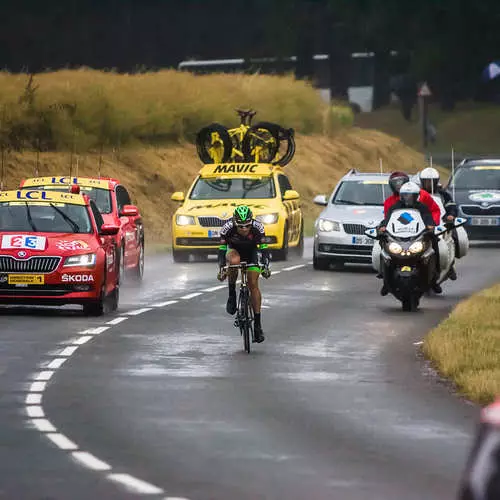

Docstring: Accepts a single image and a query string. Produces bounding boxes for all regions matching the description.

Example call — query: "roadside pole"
[418,81,432,150]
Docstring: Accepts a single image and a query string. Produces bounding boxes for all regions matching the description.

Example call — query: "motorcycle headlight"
[63,253,97,267]
[176,214,195,226]
[318,219,340,232]
[256,213,279,225]
[388,242,403,255]
[409,241,424,254]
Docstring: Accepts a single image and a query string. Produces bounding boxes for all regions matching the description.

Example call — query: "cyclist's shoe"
[226,294,237,315]
[380,284,389,296]
[432,283,443,294]
[253,324,265,343]
[449,265,457,281]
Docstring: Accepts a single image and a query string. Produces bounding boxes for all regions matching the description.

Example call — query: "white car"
[313,170,389,270]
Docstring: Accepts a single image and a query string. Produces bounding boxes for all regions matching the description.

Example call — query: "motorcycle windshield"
[386,209,426,239]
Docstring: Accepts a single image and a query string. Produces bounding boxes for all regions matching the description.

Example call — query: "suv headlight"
[63,253,97,267]
[176,214,195,226]
[318,219,340,232]
[256,213,279,225]
[388,242,403,255]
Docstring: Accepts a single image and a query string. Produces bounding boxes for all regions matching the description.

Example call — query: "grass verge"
[423,284,500,405]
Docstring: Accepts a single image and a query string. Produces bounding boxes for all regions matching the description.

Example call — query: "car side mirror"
[283,189,299,201]
[120,204,139,217]
[100,223,120,236]
[171,191,185,202]
[313,194,328,206]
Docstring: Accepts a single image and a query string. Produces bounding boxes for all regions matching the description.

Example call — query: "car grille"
[319,244,372,256]
[461,205,500,216]
[342,223,367,235]
[198,216,230,227]
[0,256,61,273]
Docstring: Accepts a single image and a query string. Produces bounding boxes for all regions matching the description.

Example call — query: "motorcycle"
[365,208,467,311]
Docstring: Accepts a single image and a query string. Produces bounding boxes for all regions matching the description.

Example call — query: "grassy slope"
[4,129,424,243]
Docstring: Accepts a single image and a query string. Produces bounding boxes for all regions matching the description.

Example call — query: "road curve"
[0,241,498,499]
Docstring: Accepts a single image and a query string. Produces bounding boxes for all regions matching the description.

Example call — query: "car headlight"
[63,253,97,267]
[256,213,279,225]
[409,241,424,254]
[388,242,403,255]
[318,219,340,232]
[176,214,195,226]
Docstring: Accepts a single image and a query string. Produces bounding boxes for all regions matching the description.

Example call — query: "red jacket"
[383,189,441,225]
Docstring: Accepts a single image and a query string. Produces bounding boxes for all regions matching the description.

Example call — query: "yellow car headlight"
[176,214,195,226]
[256,213,279,225]
[318,219,340,232]
[409,241,424,254]
[388,242,403,254]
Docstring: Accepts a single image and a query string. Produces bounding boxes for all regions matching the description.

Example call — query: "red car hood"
[0,232,99,257]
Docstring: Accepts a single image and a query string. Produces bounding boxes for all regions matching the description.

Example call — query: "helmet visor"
[401,193,418,207]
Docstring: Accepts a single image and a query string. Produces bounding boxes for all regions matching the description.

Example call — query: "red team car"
[19,176,145,282]
[0,189,120,315]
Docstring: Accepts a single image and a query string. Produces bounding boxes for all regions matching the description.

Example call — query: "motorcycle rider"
[378,181,436,296]
[419,166,458,280]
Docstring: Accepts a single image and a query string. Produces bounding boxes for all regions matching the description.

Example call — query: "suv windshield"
[22,185,113,214]
[0,202,92,233]
[332,180,388,206]
[190,177,276,200]
[450,166,500,190]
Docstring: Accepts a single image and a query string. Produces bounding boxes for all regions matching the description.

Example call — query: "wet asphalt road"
[1,240,499,500]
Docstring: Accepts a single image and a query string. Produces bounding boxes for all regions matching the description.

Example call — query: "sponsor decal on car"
[1,234,46,250]
[61,274,95,282]
[56,240,90,251]
[468,191,500,203]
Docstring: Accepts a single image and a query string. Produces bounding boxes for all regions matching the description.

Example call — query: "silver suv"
[313,170,389,270]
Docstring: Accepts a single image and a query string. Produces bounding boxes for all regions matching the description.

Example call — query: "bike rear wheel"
[238,289,252,353]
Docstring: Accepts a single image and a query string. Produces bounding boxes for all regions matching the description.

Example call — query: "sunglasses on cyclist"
[236,223,252,229]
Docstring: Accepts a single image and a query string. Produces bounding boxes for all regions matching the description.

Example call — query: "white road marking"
[151,300,178,307]
[47,358,67,370]
[46,433,78,450]
[80,326,111,334]
[26,405,44,418]
[282,264,305,271]
[125,307,153,316]
[307,261,313,265]
[108,473,164,495]
[31,418,56,432]
[29,382,47,392]
[72,335,92,345]
[25,393,42,405]
[72,451,111,471]
[272,270,281,275]
[202,285,226,292]
[34,371,54,381]
[181,292,203,300]
[106,317,128,325]
[413,341,424,346]
[59,346,79,357]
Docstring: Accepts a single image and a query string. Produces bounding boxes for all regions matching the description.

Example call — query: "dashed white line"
[72,335,92,345]
[108,473,164,495]
[25,393,42,405]
[202,285,226,292]
[272,270,281,275]
[72,451,111,471]
[47,358,67,370]
[181,292,203,300]
[151,300,178,308]
[34,371,54,381]
[125,307,153,316]
[282,264,305,271]
[31,418,57,432]
[106,317,128,325]
[29,381,47,392]
[80,326,111,334]
[46,433,78,450]
[26,405,45,418]
[59,346,79,357]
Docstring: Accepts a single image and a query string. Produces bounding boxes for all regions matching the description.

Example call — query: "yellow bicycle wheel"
[196,123,233,164]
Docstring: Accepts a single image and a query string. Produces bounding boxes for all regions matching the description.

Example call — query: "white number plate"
[470,217,500,226]
[208,229,221,238]
[352,236,373,246]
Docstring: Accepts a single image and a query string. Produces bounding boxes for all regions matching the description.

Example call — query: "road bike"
[195,109,295,166]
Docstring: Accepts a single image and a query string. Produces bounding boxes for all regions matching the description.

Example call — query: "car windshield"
[0,202,92,233]
[450,166,500,190]
[23,185,113,214]
[189,177,276,200]
[332,180,388,206]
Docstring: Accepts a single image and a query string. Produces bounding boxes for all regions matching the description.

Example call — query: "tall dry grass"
[0,68,353,152]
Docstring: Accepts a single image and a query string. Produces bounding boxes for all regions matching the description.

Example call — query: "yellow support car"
[171,163,304,262]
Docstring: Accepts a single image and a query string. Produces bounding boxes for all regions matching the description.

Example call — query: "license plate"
[351,236,373,246]
[8,274,44,285]
[470,217,500,226]
[208,229,221,239]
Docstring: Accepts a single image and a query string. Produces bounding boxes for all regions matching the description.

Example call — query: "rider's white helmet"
[419,167,440,193]
[399,181,420,207]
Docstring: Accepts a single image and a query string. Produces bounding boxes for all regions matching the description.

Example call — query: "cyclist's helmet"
[233,205,253,227]
[399,181,420,208]
[389,171,410,194]
[419,167,440,194]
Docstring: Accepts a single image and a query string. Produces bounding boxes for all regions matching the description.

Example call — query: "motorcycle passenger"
[384,171,441,225]
[217,205,271,343]
[378,181,436,296]
[419,166,458,281]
